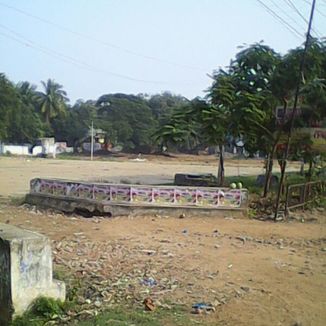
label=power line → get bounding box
[274,0,317,220]
[268,0,307,33]
[283,0,322,37]
[300,0,326,19]
[0,24,193,86]
[0,2,207,72]
[256,0,304,40]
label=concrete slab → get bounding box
[0,223,65,325]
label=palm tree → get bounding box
[36,79,68,124]
[16,81,38,106]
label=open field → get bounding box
[0,155,301,197]
[0,155,324,325]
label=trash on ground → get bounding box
[191,302,216,314]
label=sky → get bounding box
[0,0,325,103]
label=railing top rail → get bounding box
[31,177,248,193]
[287,180,325,189]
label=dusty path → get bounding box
[0,203,325,326]
[1,155,322,325]
[0,156,300,197]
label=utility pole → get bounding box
[274,0,316,220]
[90,121,94,161]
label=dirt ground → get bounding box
[0,155,300,197]
[0,156,325,325]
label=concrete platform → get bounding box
[25,192,248,218]
[0,224,65,324]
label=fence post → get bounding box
[284,185,290,217]
[302,183,307,210]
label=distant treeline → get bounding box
[0,74,193,153]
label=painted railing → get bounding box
[30,178,248,209]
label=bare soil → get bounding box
[0,155,300,197]
[0,156,324,325]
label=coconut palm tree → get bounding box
[36,79,68,124]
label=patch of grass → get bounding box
[224,175,262,194]
[225,171,322,195]
[53,265,82,305]
[12,297,65,326]
[12,300,211,326]
[9,195,26,206]
[77,305,206,326]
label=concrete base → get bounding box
[0,224,65,325]
[25,193,248,218]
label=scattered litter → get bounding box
[143,297,156,311]
[141,249,156,256]
[192,302,216,314]
[141,277,157,287]
[235,236,246,243]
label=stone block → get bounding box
[0,223,65,325]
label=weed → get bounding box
[9,196,26,206]
[77,304,203,326]
[12,297,64,326]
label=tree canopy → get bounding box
[0,39,325,178]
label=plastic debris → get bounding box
[192,302,216,314]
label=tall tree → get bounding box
[36,79,68,124]
[154,98,229,185]
[96,93,157,152]
[0,75,45,143]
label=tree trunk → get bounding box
[262,143,277,197]
[217,144,225,186]
[300,159,305,176]
[306,159,313,182]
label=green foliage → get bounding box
[0,72,188,153]
[52,99,97,146]
[1,39,325,159]
[0,74,45,143]
[96,93,158,152]
[30,297,64,319]
[77,304,201,326]
[36,79,68,125]
[12,297,64,326]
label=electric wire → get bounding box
[0,2,207,72]
[268,0,307,33]
[300,0,326,19]
[283,0,322,37]
[256,0,304,40]
[0,24,193,85]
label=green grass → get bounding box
[8,195,26,206]
[224,175,262,194]
[12,301,209,326]
[225,171,323,195]
[11,266,206,326]
[77,305,206,326]
[12,297,65,326]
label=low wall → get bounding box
[26,193,248,218]
[0,145,30,155]
[0,224,65,324]
[26,178,248,218]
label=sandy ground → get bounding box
[0,156,300,197]
[0,205,325,326]
[0,156,324,325]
